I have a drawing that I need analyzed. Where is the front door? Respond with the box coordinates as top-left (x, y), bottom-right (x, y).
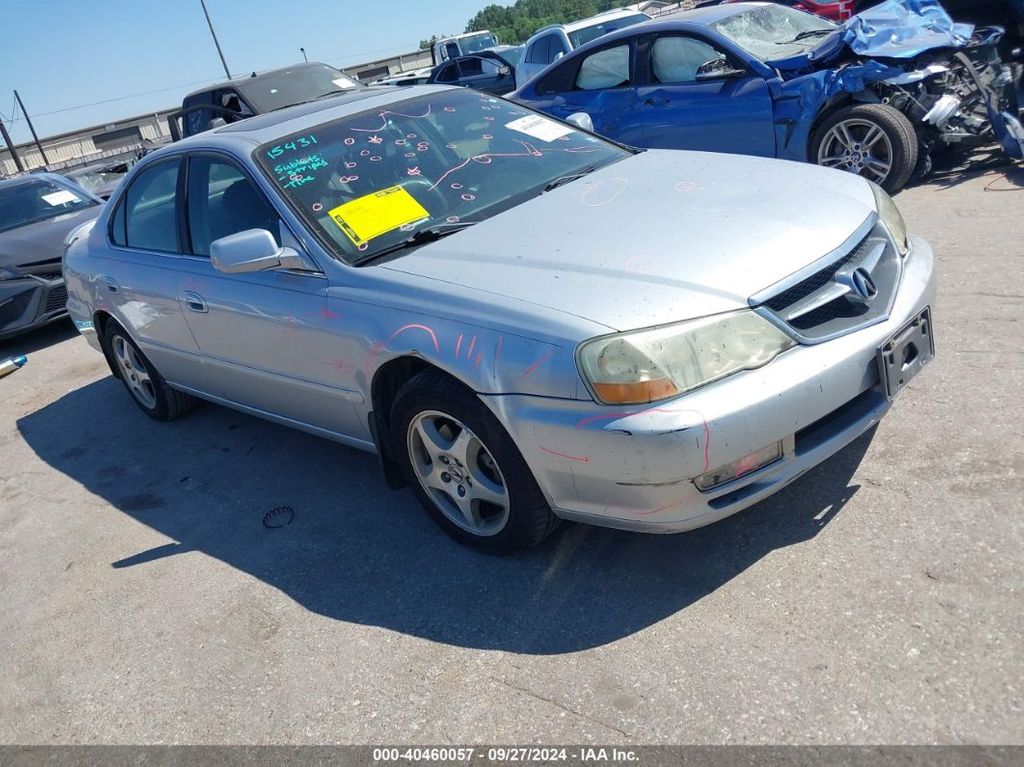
top-left (635, 34), bottom-right (776, 157)
top-left (175, 154), bottom-right (364, 438)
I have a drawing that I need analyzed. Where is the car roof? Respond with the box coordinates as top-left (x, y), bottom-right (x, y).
top-left (182, 61), bottom-right (340, 100)
top-left (156, 85), bottom-right (460, 153)
top-left (0, 171), bottom-right (73, 189)
top-left (528, 7), bottom-right (649, 40)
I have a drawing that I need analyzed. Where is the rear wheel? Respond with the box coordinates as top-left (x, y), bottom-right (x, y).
top-left (390, 369), bottom-right (558, 551)
top-left (811, 104), bottom-right (918, 193)
top-left (103, 322), bottom-right (194, 421)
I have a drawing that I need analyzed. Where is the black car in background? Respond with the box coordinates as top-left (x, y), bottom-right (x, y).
top-left (0, 174), bottom-right (102, 340)
top-left (427, 48), bottom-right (523, 95)
top-left (169, 62), bottom-right (364, 139)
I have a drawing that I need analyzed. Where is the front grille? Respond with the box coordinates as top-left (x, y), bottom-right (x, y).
top-left (43, 285), bottom-right (68, 314)
top-left (754, 222), bottom-right (901, 343)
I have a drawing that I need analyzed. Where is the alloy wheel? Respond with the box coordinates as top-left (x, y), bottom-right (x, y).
top-left (406, 410), bottom-right (510, 536)
top-left (817, 118), bottom-right (894, 185)
top-left (112, 335), bottom-right (157, 410)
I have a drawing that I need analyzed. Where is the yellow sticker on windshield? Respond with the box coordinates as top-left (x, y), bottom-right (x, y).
top-left (328, 185), bottom-right (429, 247)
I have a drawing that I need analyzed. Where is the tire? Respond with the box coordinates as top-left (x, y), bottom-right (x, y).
top-left (810, 103), bottom-right (919, 193)
top-left (390, 368), bottom-right (559, 552)
top-left (102, 321), bottom-right (194, 421)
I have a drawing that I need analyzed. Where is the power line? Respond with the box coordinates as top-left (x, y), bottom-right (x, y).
top-left (25, 75), bottom-right (227, 118)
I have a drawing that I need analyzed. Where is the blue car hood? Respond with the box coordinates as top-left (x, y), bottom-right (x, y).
top-left (768, 0), bottom-right (976, 73)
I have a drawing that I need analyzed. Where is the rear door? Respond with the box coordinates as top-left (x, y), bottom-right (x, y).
top-left (174, 153), bottom-right (363, 437)
top-left (104, 157), bottom-right (205, 387)
top-left (634, 33), bottom-right (775, 156)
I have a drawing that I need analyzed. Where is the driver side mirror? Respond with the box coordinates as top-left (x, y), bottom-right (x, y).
top-left (695, 66), bottom-right (746, 82)
top-left (498, 65), bottom-right (511, 78)
top-left (210, 229), bottom-right (313, 274)
top-left (565, 112), bottom-right (594, 132)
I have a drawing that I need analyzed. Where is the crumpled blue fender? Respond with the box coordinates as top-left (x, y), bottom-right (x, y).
top-left (773, 61), bottom-right (906, 161)
top-left (843, 0), bottom-right (975, 58)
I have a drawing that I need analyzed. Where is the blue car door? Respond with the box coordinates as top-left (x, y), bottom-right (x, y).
top-left (532, 40), bottom-right (647, 147)
top-left (634, 33), bottom-right (776, 157)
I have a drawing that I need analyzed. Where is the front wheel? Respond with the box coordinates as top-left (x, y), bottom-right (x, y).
top-left (810, 104), bottom-right (919, 193)
top-left (390, 369), bottom-right (559, 551)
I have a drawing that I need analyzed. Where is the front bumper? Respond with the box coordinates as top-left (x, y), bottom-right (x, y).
top-left (485, 234), bottom-right (936, 533)
top-left (0, 273), bottom-right (69, 340)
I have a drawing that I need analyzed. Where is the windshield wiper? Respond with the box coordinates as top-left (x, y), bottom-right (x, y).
top-left (543, 165), bottom-right (601, 193)
top-left (353, 221), bottom-right (477, 265)
top-left (776, 28), bottom-right (834, 44)
top-left (274, 91), bottom-right (349, 111)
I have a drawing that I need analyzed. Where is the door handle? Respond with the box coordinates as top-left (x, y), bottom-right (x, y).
top-left (643, 98), bottom-right (656, 107)
top-left (103, 276), bottom-right (119, 293)
top-left (181, 291), bottom-right (208, 313)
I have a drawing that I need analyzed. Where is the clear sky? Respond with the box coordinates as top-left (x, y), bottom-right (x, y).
top-left (0, 0), bottom-right (495, 143)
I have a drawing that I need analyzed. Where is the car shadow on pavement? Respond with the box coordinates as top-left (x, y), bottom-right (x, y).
top-left (17, 376), bottom-right (872, 655)
top-left (1, 319), bottom-right (78, 358)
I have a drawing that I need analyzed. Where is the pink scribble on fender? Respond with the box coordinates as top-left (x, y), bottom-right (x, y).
top-left (625, 255), bottom-right (654, 273)
top-left (576, 408), bottom-right (712, 473)
top-left (522, 350), bottom-right (554, 379)
top-left (467, 336), bottom-right (476, 358)
top-left (322, 359), bottom-right (353, 372)
top-left (634, 498), bottom-right (687, 517)
top-left (539, 447), bottom-right (590, 463)
top-left (350, 105), bottom-right (433, 133)
top-left (319, 306), bottom-right (341, 320)
top-left (674, 180), bottom-right (698, 192)
top-left (361, 323), bottom-right (440, 375)
top-left (455, 334), bottom-right (464, 357)
top-left (473, 352), bottom-right (483, 370)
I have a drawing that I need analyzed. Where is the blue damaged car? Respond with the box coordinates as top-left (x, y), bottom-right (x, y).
top-left (514, 0), bottom-right (1023, 192)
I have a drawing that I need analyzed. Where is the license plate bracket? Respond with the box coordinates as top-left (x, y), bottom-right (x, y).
top-left (877, 307), bottom-right (934, 400)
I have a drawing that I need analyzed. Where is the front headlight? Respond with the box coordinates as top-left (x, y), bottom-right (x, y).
top-left (870, 182), bottom-right (909, 255)
top-left (577, 310), bottom-right (796, 405)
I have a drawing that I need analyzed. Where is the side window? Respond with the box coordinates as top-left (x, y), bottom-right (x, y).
top-left (458, 57), bottom-right (484, 77)
top-left (551, 35), bottom-right (569, 58)
top-left (122, 160), bottom-right (181, 252)
top-left (436, 63), bottom-right (459, 83)
top-left (187, 156), bottom-right (281, 257)
top-left (110, 198), bottom-right (127, 246)
top-left (575, 45), bottom-right (631, 91)
top-left (651, 36), bottom-right (728, 84)
top-left (539, 35), bottom-right (556, 64)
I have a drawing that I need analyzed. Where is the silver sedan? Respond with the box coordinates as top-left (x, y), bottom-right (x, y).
top-left (64, 85), bottom-right (935, 550)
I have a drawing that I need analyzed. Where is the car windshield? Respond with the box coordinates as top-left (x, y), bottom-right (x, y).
top-left (568, 13), bottom-right (649, 48)
top-left (0, 178), bottom-right (97, 234)
top-left (66, 169), bottom-right (125, 194)
top-left (460, 32), bottom-right (499, 53)
top-left (710, 5), bottom-right (836, 60)
top-left (255, 90), bottom-right (627, 265)
top-left (239, 64), bottom-right (363, 112)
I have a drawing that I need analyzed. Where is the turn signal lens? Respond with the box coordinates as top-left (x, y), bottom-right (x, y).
top-left (592, 378), bottom-right (680, 404)
top-left (694, 441), bottom-right (783, 491)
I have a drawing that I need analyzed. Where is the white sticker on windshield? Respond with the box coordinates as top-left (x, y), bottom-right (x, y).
top-left (332, 77), bottom-right (354, 89)
top-left (42, 190), bottom-right (80, 206)
top-left (505, 114), bottom-right (574, 143)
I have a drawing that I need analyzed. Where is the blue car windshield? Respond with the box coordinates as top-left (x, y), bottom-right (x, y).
top-left (255, 90), bottom-right (626, 265)
top-left (0, 179), bottom-right (97, 234)
top-left (710, 5), bottom-right (836, 61)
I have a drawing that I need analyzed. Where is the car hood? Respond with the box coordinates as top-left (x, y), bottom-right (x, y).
top-left (0, 205), bottom-right (103, 271)
top-left (382, 150), bottom-right (876, 332)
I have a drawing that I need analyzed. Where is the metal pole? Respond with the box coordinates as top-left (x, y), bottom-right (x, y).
top-left (13, 90), bottom-right (50, 168)
top-left (0, 113), bottom-right (25, 173)
top-left (200, 0), bottom-right (232, 79)
top-left (300, 47), bottom-right (308, 62)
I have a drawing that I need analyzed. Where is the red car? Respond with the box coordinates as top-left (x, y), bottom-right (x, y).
top-left (720, 0), bottom-right (855, 21)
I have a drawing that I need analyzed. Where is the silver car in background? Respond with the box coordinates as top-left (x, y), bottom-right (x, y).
top-left (64, 85), bottom-right (935, 551)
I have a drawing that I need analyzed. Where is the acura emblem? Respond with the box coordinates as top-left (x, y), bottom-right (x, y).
top-left (837, 266), bottom-right (878, 304)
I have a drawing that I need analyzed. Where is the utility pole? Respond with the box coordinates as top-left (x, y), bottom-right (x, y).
top-left (200, 0), bottom-right (232, 79)
top-left (300, 47), bottom-right (308, 62)
top-left (0, 113), bottom-right (25, 173)
top-left (13, 90), bottom-right (50, 168)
